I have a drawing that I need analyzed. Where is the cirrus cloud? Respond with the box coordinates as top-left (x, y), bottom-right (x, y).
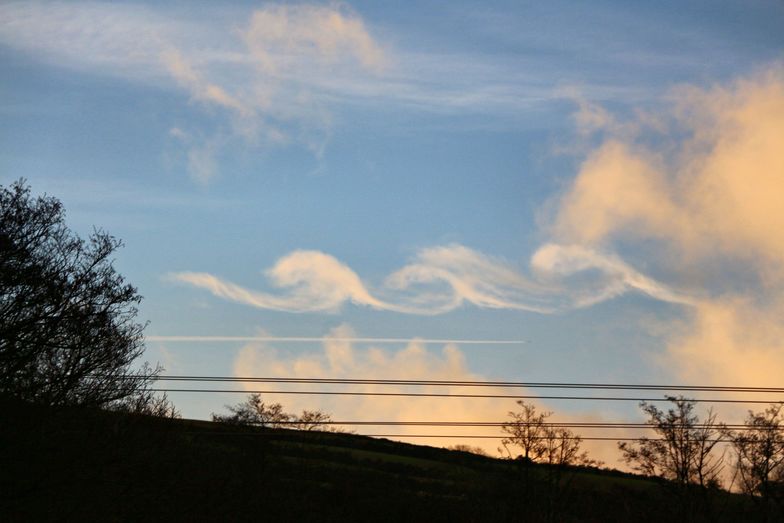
top-left (0, 2), bottom-right (387, 183)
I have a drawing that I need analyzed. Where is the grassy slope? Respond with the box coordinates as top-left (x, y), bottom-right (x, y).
top-left (0, 398), bottom-right (754, 522)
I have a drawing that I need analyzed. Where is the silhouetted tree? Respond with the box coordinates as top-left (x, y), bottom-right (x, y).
top-left (0, 180), bottom-right (156, 407)
top-left (294, 409), bottom-right (333, 431)
top-left (501, 400), bottom-right (596, 522)
top-left (501, 400), bottom-right (592, 466)
top-left (448, 444), bottom-right (490, 457)
top-left (501, 400), bottom-right (551, 462)
top-left (212, 393), bottom-right (294, 426)
top-left (728, 403), bottom-right (784, 511)
top-left (618, 396), bottom-right (726, 488)
top-left (212, 394), bottom-right (339, 432)
top-left (110, 365), bottom-right (180, 419)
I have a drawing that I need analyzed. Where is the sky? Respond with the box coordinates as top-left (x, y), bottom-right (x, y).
top-left (2, 0), bottom-right (784, 465)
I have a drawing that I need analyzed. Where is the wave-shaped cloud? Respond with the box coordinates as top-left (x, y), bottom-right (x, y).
top-left (531, 243), bottom-right (696, 307)
top-left (169, 243), bottom-right (690, 315)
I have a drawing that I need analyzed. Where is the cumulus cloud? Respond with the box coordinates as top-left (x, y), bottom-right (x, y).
top-left (169, 242), bottom-right (687, 314)
top-left (549, 64), bottom-right (784, 389)
top-left (232, 325), bottom-right (509, 453)
top-left (230, 324), bottom-right (618, 460)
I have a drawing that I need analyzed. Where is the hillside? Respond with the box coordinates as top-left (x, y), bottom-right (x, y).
top-left (0, 398), bottom-right (752, 522)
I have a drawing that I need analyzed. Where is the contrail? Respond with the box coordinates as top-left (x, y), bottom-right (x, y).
top-left (146, 336), bottom-right (528, 345)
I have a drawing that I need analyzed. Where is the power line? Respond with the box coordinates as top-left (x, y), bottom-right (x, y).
top-left (146, 375), bottom-right (784, 394)
top-left (177, 432), bottom-right (753, 443)
top-left (224, 420), bottom-right (776, 429)
top-left (151, 387), bottom-right (784, 404)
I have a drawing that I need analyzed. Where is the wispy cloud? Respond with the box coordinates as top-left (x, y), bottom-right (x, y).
top-left (0, 2), bottom-right (677, 183)
top-left (169, 243), bottom-right (689, 314)
top-left (0, 2), bottom-right (387, 183)
top-left (171, 250), bottom-right (389, 313)
top-left (530, 243), bottom-right (696, 307)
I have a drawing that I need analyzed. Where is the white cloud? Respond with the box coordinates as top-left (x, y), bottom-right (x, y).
top-left (531, 243), bottom-right (695, 307)
top-left (169, 243), bottom-right (687, 314)
top-left (385, 245), bottom-right (554, 313)
top-left (170, 250), bottom-right (388, 313)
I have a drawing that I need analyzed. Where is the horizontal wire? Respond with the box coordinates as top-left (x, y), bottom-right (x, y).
top-left (142, 375), bottom-right (784, 394)
top-left (178, 432), bottom-right (752, 443)
top-left (225, 420), bottom-right (776, 429)
top-left (151, 388), bottom-right (784, 404)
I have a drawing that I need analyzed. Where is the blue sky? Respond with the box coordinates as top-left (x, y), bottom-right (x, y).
top-left (2, 1), bottom-right (783, 461)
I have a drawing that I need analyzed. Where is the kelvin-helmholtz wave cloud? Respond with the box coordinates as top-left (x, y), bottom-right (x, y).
top-left (170, 242), bottom-right (692, 315)
top-left (172, 64), bottom-right (784, 392)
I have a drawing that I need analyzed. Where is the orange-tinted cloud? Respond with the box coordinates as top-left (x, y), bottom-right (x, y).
top-left (551, 64), bottom-right (784, 397)
top-left (232, 324), bottom-right (515, 453)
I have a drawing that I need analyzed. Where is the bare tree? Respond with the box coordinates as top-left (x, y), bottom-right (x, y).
top-left (501, 400), bottom-right (592, 466)
top-left (110, 365), bottom-right (180, 419)
top-left (448, 444), bottom-right (490, 457)
top-left (212, 393), bottom-right (293, 427)
top-left (501, 400), bottom-right (596, 522)
top-left (212, 394), bottom-right (340, 433)
top-left (293, 409), bottom-right (333, 431)
top-left (618, 396), bottom-right (726, 488)
top-left (542, 426), bottom-right (595, 467)
top-left (502, 400), bottom-right (552, 462)
top-left (729, 403), bottom-right (784, 500)
top-left (1, 180), bottom-right (156, 407)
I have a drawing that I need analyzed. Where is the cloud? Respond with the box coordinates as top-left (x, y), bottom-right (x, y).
top-left (161, 48), bottom-right (248, 114)
top-left (0, 1), bottom-right (172, 79)
top-left (531, 243), bottom-right (695, 307)
top-left (230, 324), bottom-right (617, 459)
top-left (169, 243), bottom-right (687, 314)
top-left (242, 4), bottom-right (386, 74)
top-left (171, 250), bottom-right (388, 313)
top-left (227, 325), bottom-right (633, 465)
top-left (548, 64), bottom-right (784, 391)
top-left (1, 2), bottom-right (683, 182)
top-left (553, 66), bottom-right (784, 269)
top-left (666, 299), bottom-right (784, 389)
top-left (0, 2), bottom-right (387, 183)
top-left (384, 245), bottom-right (554, 313)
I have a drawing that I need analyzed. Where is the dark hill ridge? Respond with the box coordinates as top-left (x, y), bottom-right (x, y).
top-left (0, 397), bottom-right (751, 522)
